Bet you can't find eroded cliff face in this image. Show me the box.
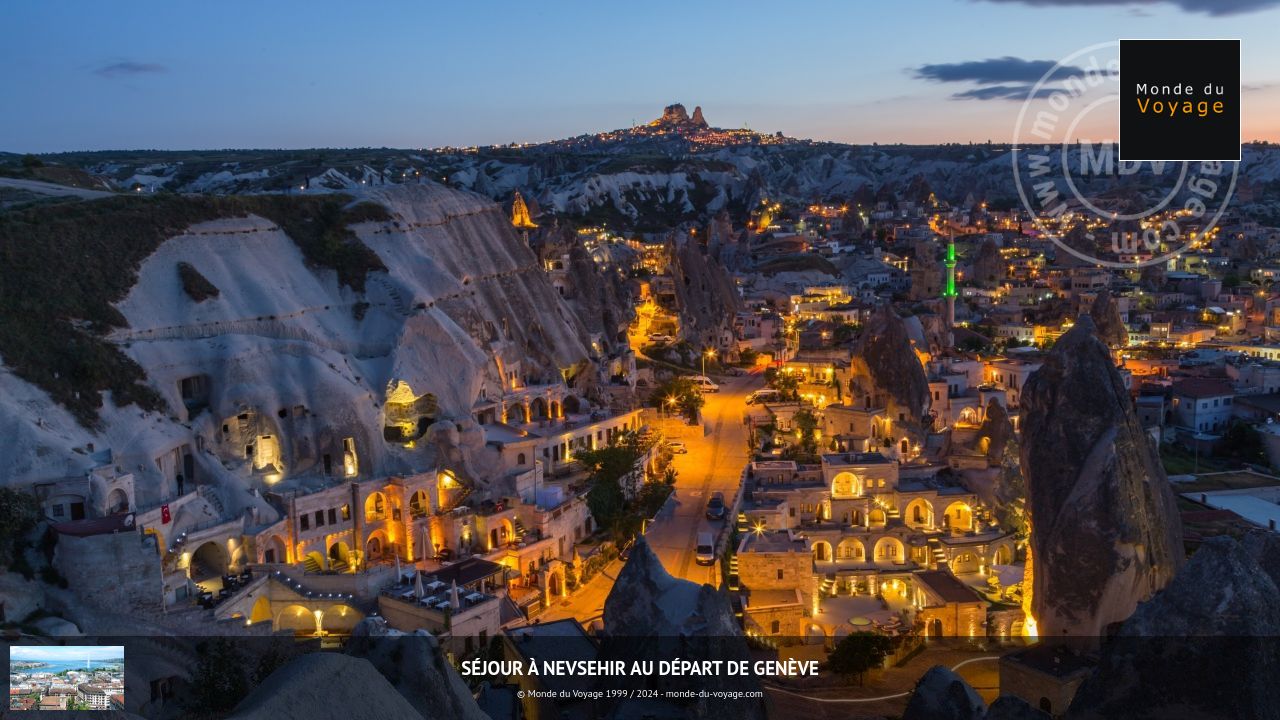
[1087,290,1129,349]
[0,184,612,509]
[669,233,743,357]
[852,305,931,431]
[1068,535,1280,720]
[1019,316,1183,637]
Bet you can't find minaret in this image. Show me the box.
[943,231,957,350]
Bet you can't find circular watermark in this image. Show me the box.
[1012,40,1238,268]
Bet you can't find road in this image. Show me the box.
[540,371,761,624]
[645,373,760,584]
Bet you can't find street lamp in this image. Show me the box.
[702,348,716,377]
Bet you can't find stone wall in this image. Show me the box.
[738,549,813,591]
[56,531,162,612]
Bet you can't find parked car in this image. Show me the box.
[695,532,716,565]
[746,389,780,405]
[705,492,726,521]
[692,375,719,393]
[648,333,675,344]
[665,440,688,454]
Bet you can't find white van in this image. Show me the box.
[692,376,719,393]
[695,532,716,565]
[747,389,779,405]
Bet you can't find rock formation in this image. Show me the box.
[669,233,743,358]
[1019,315,1183,637]
[228,652,424,720]
[1087,290,1129,349]
[346,618,491,720]
[971,238,1003,289]
[903,666,1046,720]
[690,105,708,128]
[600,537,765,720]
[902,666,985,720]
[1068,535,1280,720]
[852,305,931,430]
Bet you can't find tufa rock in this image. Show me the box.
[228,652,424,720]
[1020,315,1182,637]
[1068,536,1280,720]
[902,665,985,720]
[600,537,765,720]
[1087,290,1128,349]
[852,304,931,430]
[690,105,708,128]
[346,618,490,720]
[971,238,1003,289]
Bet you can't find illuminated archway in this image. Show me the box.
[249,596,272,625]
[831,471,859,498]
[993,543,1013,566]
[322,604,362,633]
[409,490,429,518]
[264,534,288,564]
[106,488,130,513]
[836,538,865,561]
[804,623,827,646]
[276,604,314,634]
[873,537,904,563]
[904,498,934,529]
[868,508,887,528]
[812,540,832,562]
[190,541,228,582]
[944,502,974,532]
[364,492,387,522]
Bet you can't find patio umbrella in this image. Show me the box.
[414,571,424,600]
[451,580,461,609]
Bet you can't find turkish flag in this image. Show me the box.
[161,505,171,524]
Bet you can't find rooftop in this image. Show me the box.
[821,451,891,467]
[1171,377,1235,399]
[914,570,983,605]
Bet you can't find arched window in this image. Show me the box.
[1039,698,1052,713]
[517,453,526,466]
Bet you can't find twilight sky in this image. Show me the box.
[4,0,1279,151]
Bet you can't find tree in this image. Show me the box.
[190,639,249,713]
[650,376,704,423]
[764,368,800,400]
[826,632,893,686]
[1220,420,1268,466]
[0,488,40,570]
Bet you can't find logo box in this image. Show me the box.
[1119,39,1240,162]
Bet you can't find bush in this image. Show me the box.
[177,262,220,302]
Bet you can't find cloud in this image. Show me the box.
[94,60,167,78]
[950,84,1060,100]
[913,56,1116,100]
[972,0,1280,16]
[11,645,124,662]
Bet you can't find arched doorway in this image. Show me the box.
[409,490,429,518]
[531,397,548,420]
[929,618,944,637]
[328,541,351,570]
[365,530,387,562]
[831,471,858,497]
[804,623,827,646]
[563,395,583,414]
[904,498,933,529]
[364,492,387,522]
[873,537,904,563]
[264,535,287,564]
[106,488,130,513]
[303,550,326,573]
[190,541,228,584]
[944,502,973,532]
[249,596,272,626]
[836,538,865,561]
[813,541,832,562]
[276,604,315,634]
[868,508,887,528]
[322,604,362,633]
[993,544,1013,566]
